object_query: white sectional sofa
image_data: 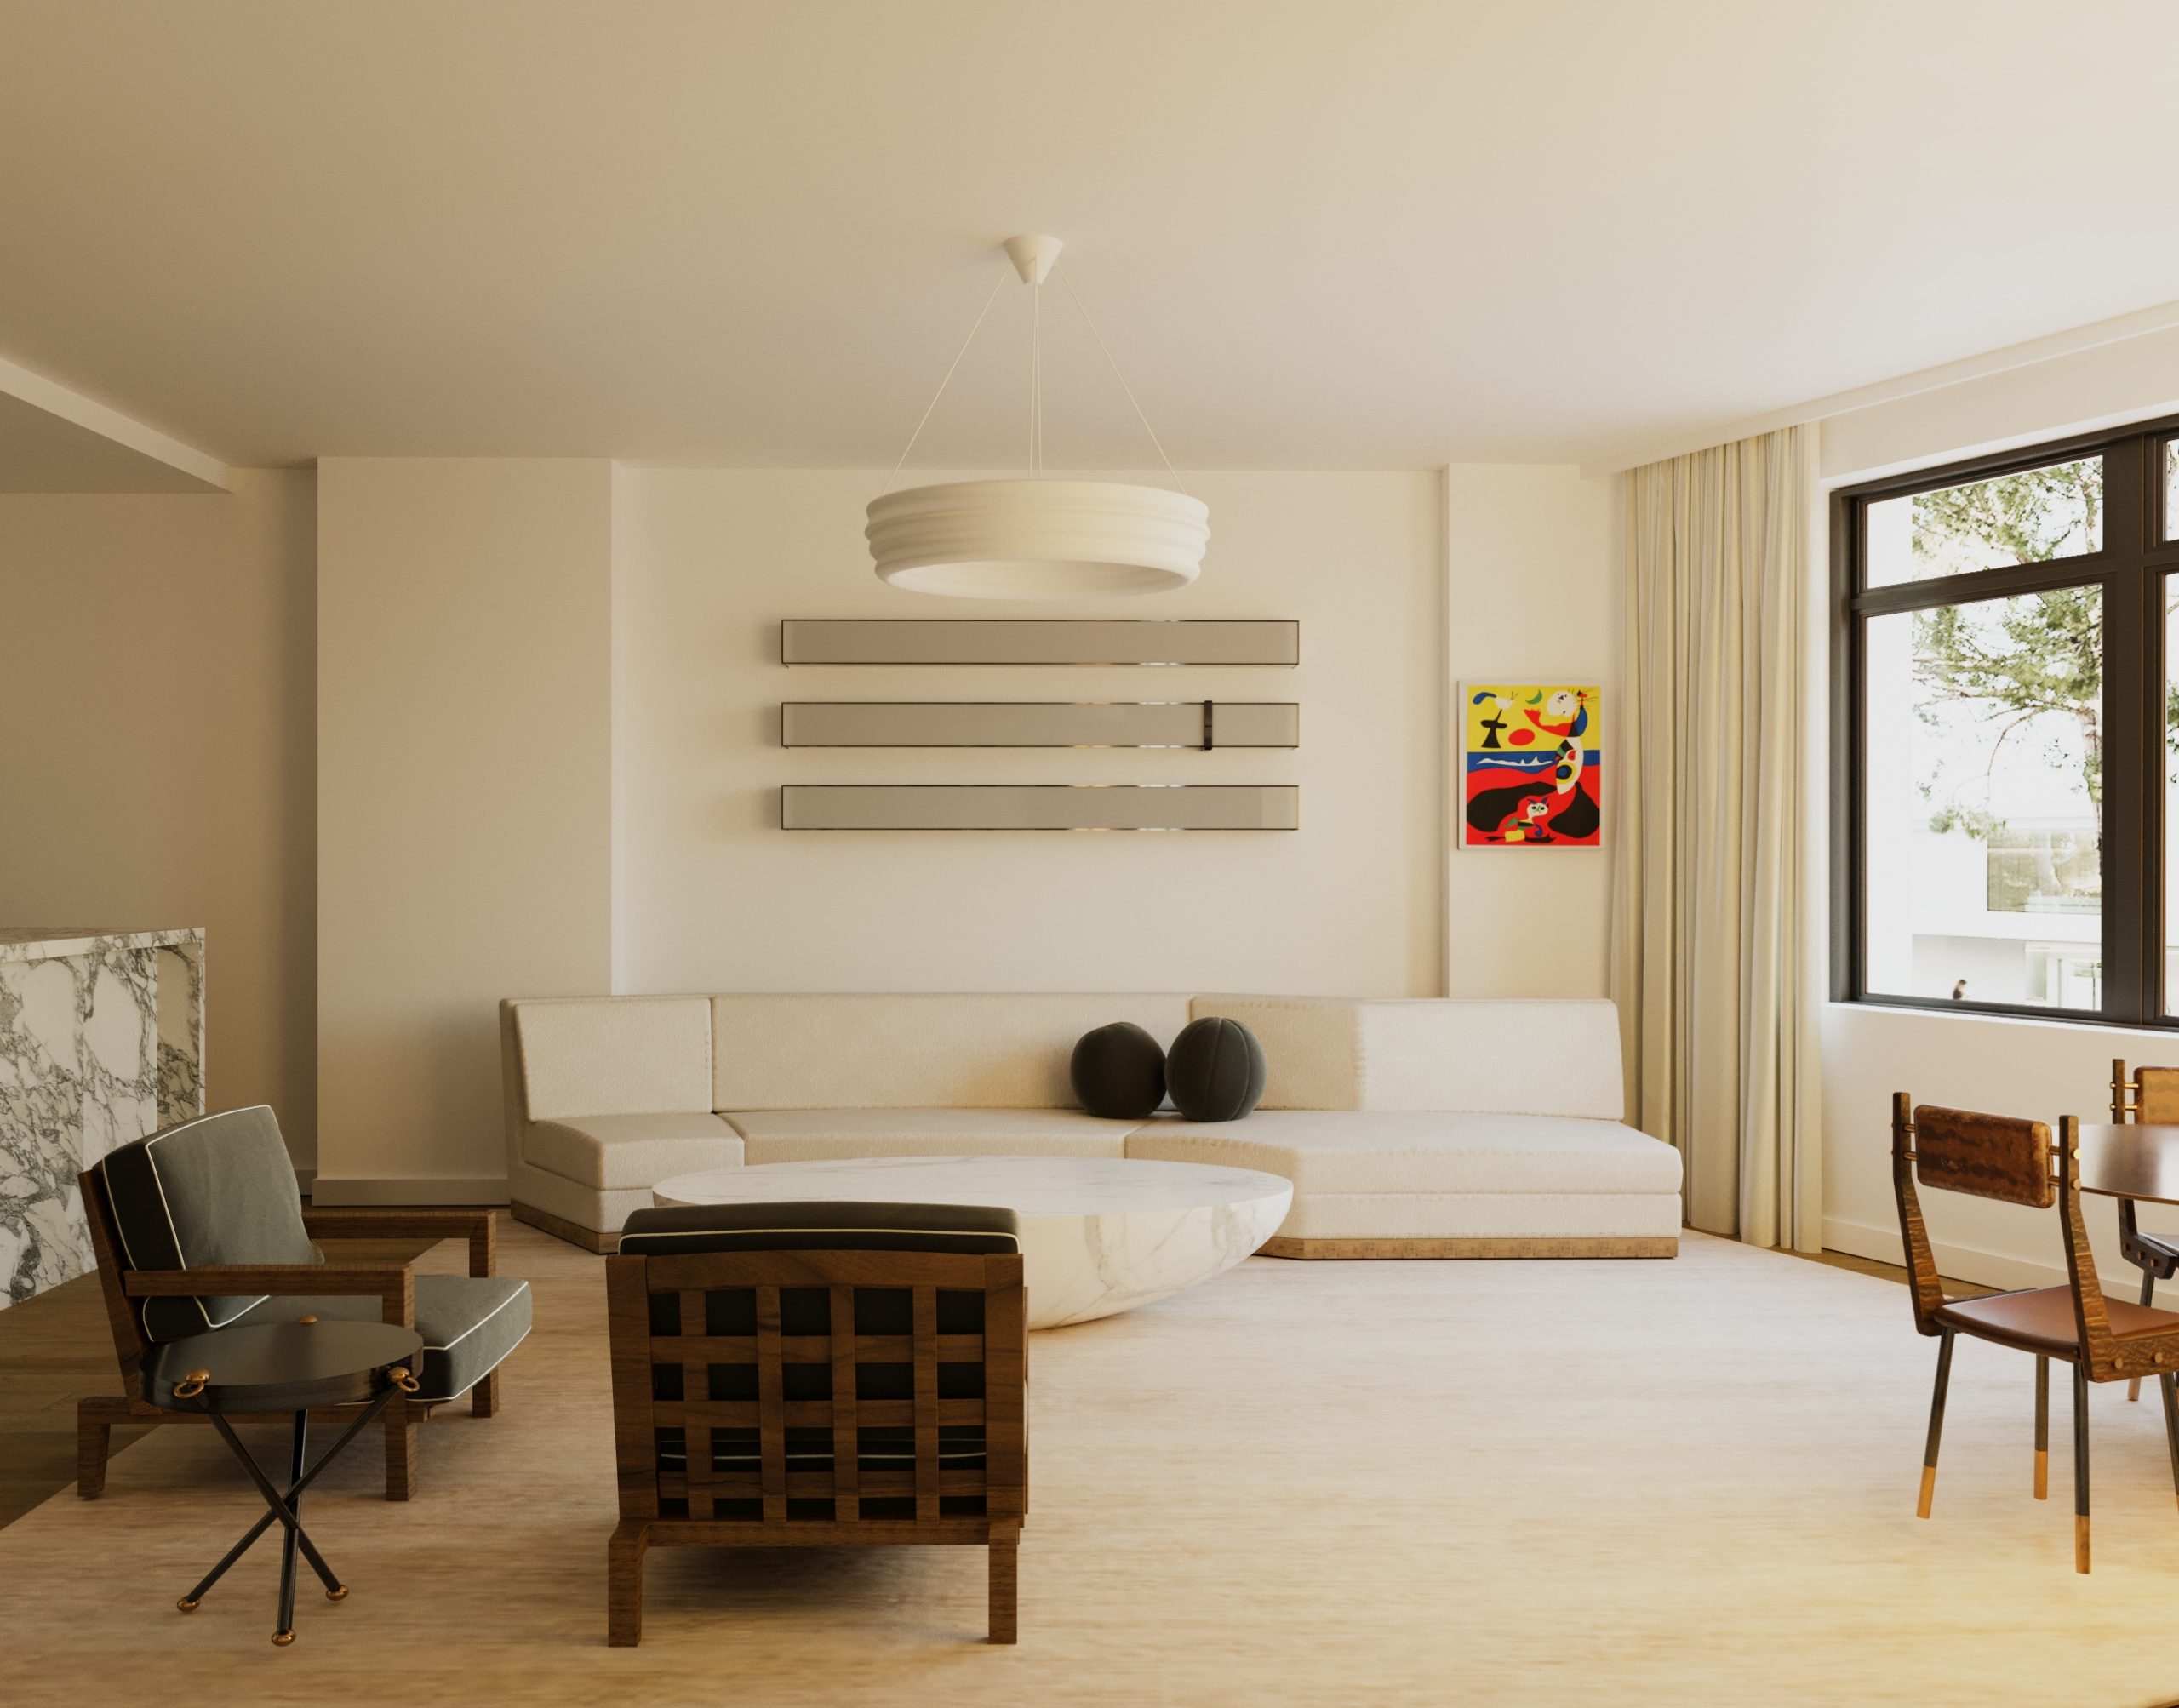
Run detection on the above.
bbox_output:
[496,991,1684,1257]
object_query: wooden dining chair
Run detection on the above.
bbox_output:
[2109,1059,2179,1400]
[1892,1094,2179,1572]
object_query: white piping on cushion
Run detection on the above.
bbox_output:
[415,1326,531,1402]
[421,1284,530,1353]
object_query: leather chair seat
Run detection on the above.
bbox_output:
[1937,1285,2179,1357]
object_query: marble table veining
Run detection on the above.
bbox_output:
[0,927,205,1307]
[651,1154,1293,1329]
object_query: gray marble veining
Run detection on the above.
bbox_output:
[0,928,204,1307]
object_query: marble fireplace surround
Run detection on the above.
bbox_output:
[0,927,205,1307]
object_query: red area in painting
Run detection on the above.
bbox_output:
[1462,757,1601,848]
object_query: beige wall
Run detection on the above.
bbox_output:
[315,459,614,1200]
[0,471,318,1162]
[610,469,1448,998]
[1443,466,1618,999]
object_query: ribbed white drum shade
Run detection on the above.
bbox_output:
[866,478,1210,598]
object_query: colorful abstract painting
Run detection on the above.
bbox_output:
[1459,683,1603,848]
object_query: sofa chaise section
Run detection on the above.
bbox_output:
[1128,997,1683,1257]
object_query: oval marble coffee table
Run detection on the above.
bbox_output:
[649,1155,1293,1330]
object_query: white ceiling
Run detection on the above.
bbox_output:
[4,0,2178,474]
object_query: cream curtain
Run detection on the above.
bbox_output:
[1613,426,1822,1248]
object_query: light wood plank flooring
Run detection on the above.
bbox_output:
[4,1226,2174,1705]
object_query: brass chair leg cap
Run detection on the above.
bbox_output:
[176,1597,199,1614]
[272,1630,295,1647]
[326,1585,348,1602]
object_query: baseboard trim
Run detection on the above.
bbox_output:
[1821,1215,2067,1292]
[1258,1235,1679,1260]
[511,1200,618,1254]
[311,1175,512,1207]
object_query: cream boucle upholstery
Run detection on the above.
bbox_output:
[1124,1109,1680,1196]
[1187,995,1625,1119]
[499,989,1675,1253]
[525,1111,744,1190]
[724,1107,1141,1166]
[710,992,1191,1111]
[513,996,713,1120]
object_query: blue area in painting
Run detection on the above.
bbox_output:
[1464,750,1602,775]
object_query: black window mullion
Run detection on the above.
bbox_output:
[1836,420,2179,1031]
[2099,437,2149,1023]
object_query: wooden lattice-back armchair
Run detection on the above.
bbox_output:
[78,1105,526,1501]
[1892,1094,2179,1573]
[604,1201,1027,1645]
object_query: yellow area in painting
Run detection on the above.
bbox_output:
[1463,685,1602,752]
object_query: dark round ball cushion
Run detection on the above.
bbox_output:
[1070,1021,1167,1120]
[1165,1016,1267,1123]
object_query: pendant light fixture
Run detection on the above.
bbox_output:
[866,235,1209,599]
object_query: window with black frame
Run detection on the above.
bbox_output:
[1834,421,2179,1026]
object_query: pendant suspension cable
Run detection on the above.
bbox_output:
[1054,261,1188,496]
[881,267,1010,496]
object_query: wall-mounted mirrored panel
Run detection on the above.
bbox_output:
[781,784,1300,831]
[781,619,1299,666]
[781,701,1299,749]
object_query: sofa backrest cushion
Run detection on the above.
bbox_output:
[99,1105,317,1343]
[1188,995,1626,1120]
[711,993,1192,1111]
[512,996,714,1121]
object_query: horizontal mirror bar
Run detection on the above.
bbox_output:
[781,619,1300,666]
[781,785,1300,831]
[781,701,1299,749]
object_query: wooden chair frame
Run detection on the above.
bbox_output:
[76,1164,505,1502]
[604,1244,1027,1645]
[2109,1058,2179,1400]
[1892,1095,2179,1573]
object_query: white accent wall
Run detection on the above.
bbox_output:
[315,460,615,1200]
[300,461,1616,1196]
[610,470,1449,998]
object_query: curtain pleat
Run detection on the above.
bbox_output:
[1613,426,1820,1248]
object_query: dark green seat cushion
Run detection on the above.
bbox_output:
[234,1276,531,1403]
[99,1105,317,1342]
[620,1200,1020,1255]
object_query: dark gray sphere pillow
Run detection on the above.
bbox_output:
[1070,1021,1167,1120]
[1166,1016,1267,1123]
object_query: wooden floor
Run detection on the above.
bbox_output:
[6,1225,2178,1706]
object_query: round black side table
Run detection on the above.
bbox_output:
[142,1318,423,1646]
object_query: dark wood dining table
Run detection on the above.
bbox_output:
[2073,1123,2179,1207]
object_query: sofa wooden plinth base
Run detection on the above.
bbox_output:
[1258,1235,1679,1260]
[511,1200,618,1254]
